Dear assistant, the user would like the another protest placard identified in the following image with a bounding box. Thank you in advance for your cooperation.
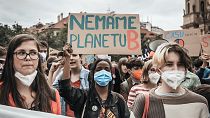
[200,34,210,56]
[162,29,201,56]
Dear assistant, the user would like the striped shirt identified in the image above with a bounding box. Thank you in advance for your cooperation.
[127,84,150,108]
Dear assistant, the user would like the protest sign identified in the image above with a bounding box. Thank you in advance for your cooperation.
[200,34,210,56]
[68,13,141,55]
[162,29,201,56]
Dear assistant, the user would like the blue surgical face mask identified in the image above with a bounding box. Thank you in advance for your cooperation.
[94,70,112,87]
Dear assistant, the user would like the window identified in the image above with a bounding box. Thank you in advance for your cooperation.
[200,1,205,17]
[187,0,190,14]
[193,5,196,13]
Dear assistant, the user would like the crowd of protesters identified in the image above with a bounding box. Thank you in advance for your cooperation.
[0,33,209,118]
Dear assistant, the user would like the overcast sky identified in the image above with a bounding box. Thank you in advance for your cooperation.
[0,0,184,30]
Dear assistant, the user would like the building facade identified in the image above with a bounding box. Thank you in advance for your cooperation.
[182,0,210,34]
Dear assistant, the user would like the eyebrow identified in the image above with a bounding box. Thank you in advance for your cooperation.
[16,49,38,52]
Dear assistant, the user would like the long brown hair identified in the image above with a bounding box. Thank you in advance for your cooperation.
[0,34,54,112]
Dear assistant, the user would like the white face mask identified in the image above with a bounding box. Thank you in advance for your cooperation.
[15,70,37,86]
[149,72,160,84]
[40,52,47,62]
[161,70,185,90]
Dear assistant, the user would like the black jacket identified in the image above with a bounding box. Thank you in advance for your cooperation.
[59,79,130,118]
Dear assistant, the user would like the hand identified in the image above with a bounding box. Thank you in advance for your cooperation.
[201,53,209,62]
[49,62,60,73]
[62,44,72,80]
[63,43,73,58]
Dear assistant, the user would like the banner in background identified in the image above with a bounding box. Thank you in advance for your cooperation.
[0,105,69,118]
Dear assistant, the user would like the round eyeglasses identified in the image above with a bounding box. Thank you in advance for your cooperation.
[13,51,39,60]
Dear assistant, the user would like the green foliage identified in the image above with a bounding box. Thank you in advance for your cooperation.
[0,23,23,47]
[37,24,68,50]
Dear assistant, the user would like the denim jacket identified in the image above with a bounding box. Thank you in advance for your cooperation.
[52,66,89,116]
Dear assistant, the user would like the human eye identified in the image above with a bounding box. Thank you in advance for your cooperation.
[105,67,111,72]
[165,62,173,67]
[30,51,38,55]
[95,67,102,72]
[17,51,26,56]
[178,62,184,67]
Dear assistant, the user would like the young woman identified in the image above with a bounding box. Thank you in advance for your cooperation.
[132,43,209,118]
[58,46,130,117]
[127,59,159,108]
[0,34,61,114]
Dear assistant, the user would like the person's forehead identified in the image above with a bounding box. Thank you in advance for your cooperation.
[96,61,110,67]
[15,41,38,51]
[165,52,181,63]
[40,47,47,50]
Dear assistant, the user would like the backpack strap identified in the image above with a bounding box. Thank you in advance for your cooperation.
[50,88,61,114]
[142,92,150,118]
[51,88,56,101]
[81,101,87,118]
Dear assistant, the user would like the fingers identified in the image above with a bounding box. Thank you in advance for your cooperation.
[63,43,73,57]
[201,53,209,62]
[50,62,60,72]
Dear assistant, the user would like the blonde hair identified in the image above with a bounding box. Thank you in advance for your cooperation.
[141,59,153,83]
[152,42,191,69]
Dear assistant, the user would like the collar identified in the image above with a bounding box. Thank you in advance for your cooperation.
[79,66,89,79]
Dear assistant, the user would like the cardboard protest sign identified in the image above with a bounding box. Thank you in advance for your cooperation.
[68,13,141,55]
[162,29,201,56]
[200,34,210,56]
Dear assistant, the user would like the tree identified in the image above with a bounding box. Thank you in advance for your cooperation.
[0,23,23,46]
[56,24,68,48]
[37,25,67,51]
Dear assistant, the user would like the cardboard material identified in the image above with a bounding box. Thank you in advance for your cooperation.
[162,29,201,56]
[68,13,141,55]
[200,34,210,56]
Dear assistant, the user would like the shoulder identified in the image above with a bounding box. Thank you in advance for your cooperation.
[186,89,208,104]
[112,92,124,99]
[130,84,145,90]
[51,88,60,101]
[80,66,90,78]
[186,71,199,80]
[134,93,145,102]
[112,91,126,102]
[81,66,90,73]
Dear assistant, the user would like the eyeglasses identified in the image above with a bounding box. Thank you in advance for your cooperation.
[13,51,39,60]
